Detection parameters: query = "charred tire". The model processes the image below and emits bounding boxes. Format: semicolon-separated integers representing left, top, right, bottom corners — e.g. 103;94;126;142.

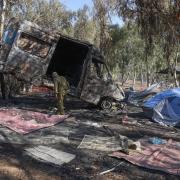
117;101;127;112
99;97;113;110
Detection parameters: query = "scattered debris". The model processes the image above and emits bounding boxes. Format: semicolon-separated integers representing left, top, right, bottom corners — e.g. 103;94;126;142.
79;120;102;128
24;146;75;166
149;137;167;145
99;162;123;175
110;138;180;176
121;114;139;125
27;134;70;145
122;114;129;124
0;94;179;178
78;135;141;153
126;83;159;106
78;135;123;152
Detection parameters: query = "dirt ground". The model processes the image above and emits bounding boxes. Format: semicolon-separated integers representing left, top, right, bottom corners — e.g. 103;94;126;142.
0;94;179;180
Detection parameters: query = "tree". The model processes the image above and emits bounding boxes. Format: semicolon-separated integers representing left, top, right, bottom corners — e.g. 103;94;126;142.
107;24;145;85
74;5;96;43
107;23;166;87
113;0;180;86
7;0;74;35
92;0;112;56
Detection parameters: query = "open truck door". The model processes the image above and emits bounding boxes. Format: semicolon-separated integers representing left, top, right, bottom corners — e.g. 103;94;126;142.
80;50;104;104
80;52;124;108
2;20;56;84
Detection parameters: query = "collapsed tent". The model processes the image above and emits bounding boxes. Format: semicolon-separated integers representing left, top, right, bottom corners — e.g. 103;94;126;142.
126;83;159;106
143;88;180;126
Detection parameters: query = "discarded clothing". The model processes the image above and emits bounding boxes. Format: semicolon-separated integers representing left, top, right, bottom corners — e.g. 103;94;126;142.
143;88;180;126
78;135;140;152
0;108;68;134
24;146;75;166
110;138;180;176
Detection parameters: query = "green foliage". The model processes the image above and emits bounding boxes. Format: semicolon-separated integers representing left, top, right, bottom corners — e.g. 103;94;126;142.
106;23;166;84
1;0;179;86
7;0;75;35
73;5;96;43
112;0;180;86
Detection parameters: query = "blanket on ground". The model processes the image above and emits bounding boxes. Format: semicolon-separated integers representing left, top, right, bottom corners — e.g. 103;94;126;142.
110;138;180;176
0;108;67;134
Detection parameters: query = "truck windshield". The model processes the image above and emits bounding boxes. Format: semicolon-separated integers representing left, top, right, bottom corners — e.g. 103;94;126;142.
17;32;51;58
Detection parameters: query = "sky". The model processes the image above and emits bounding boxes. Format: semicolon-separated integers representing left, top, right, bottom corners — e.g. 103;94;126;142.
62;0;93;11
62;0;123;26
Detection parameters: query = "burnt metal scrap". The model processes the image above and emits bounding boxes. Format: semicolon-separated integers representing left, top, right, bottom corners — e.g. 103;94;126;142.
0;18;124;108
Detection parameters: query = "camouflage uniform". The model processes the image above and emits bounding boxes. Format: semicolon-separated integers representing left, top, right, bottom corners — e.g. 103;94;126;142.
52;72;69;115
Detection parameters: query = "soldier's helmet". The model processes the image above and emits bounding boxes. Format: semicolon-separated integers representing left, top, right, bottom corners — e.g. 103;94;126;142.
52;72;59;78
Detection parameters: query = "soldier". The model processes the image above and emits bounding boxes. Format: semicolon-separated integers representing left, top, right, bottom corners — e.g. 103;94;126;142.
52;72;69;115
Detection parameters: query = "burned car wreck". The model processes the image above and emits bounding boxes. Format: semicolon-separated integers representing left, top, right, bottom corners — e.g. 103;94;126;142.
0;19;124;109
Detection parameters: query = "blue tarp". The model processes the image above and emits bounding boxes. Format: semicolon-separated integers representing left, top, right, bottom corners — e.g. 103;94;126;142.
144;88;180;126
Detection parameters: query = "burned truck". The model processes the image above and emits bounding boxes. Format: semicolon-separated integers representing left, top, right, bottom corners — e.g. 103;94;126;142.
0;19;124;110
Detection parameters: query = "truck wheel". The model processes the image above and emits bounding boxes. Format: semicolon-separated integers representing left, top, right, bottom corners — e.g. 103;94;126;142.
99;98;113;110
117;102;127;112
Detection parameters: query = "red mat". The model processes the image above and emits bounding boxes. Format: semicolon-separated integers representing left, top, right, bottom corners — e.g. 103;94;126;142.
0;108;68;134
110;138;180;176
